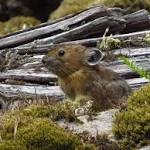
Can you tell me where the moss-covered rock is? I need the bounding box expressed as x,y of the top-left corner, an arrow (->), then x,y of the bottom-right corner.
0,99 -> 98,150
50,0 -> 150,20
100,0 -> 150,11
0,110 -> 87,150
50,0 -> 94,20
113,84 -> 150,149
0,16 -> 40,36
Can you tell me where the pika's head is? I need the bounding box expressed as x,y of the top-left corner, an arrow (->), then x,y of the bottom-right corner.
42,44 -> 103,77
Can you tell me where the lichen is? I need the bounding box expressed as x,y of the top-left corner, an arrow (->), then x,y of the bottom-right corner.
113,84 -> 150,149
0,16 -> 40,36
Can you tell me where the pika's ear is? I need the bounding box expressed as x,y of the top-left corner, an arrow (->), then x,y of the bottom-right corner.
86,48 -> 104,66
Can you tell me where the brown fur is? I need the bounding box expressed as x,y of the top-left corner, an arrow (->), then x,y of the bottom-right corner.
42,44 -> 131,111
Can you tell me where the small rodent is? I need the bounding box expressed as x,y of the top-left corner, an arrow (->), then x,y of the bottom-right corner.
42,44 -> 131,111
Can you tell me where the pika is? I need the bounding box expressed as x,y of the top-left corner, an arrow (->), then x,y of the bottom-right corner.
42,44 -> 131,111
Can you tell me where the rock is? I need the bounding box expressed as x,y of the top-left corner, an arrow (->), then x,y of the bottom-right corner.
57,109 -> 118,137
0,0 -> 62,22
139,146 -> 150,150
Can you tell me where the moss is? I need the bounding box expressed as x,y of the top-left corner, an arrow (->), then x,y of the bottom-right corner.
77,144 -> 96,150
93,134 -> 120,150
22,97 -> 94,122
143,34 -> 150,45
97,35 -> 122,61
120,56 -> 150,80
0,16 -> 40,35
22,100 -> 80,122
113,84 -> 150,149
101,0 -> 150,12
50,0 -> 94,20
98,36 -> 121,51
50,0 -> 150,20
0,140 -> 26,150
0,111 -> 86,150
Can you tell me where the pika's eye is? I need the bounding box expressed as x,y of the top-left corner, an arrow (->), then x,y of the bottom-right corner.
58,50 -> 65,56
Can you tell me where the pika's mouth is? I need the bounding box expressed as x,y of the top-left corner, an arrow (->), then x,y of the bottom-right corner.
42,56 -> 65,75
42,55 -> 76,77
42,56 -> 61,67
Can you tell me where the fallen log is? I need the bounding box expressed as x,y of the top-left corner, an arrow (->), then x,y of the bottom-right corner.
0,70 -> 57,84
20,10 -> 149,48
0,84 -> 64,99
126,78 -> 149,90
0,55 -> 149,84
123,9 -> 150,33
0,78 -> 149,100
5,29 -> 150,55
0,9 -> 149,51
36,16 -> 126,44
0,6 -> 124,50
113,47 -> 150,57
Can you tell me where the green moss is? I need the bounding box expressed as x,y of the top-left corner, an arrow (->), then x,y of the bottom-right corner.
144,34 -> 150,45
0,140 -> 26,150
101,0 -> 150,11
0,16 -> 40,35
77,144 -> 96,150
50,0 -> 94,20
22,100 -> 80,122
98,35 -> 121,51
113,84 -> 150,149
17,119 -> 80,150
0,111 -> 85,150
120,56 -> 150,80
50,0 -> 150,20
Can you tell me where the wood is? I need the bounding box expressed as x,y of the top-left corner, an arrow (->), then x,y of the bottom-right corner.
0,9 -> 149,50
0,55 -> 149,84
123,9 -> 150,33
0,6 -> 123,50
113,47 -> 150,57
19,10 -> 150,48
35,16 -> 125,45
4,29 -> 150,55
0,84 -> 64,99
0,78 -> 148,100
126,78 -> 149,90
0,70 -> 57,84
